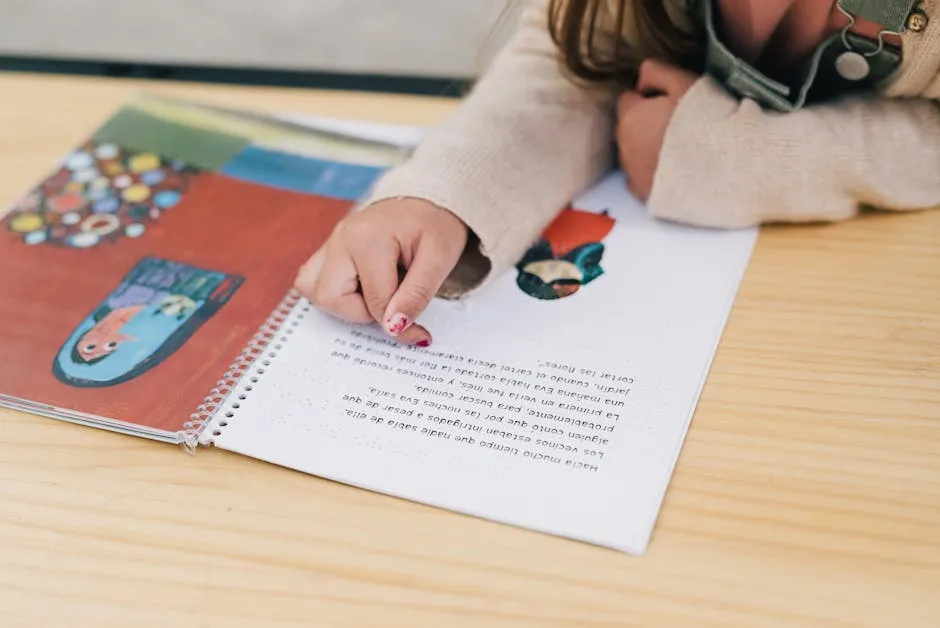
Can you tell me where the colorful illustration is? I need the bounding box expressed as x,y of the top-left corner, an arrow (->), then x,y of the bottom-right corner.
516,206 -> 617,300
219,146 -> 385,201
3,141 -> 198,249
87,96 -> 403,201
52,257 -> 243,388
0,95 -> 406,435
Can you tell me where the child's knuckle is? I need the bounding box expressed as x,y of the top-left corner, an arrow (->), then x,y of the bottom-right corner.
311,291 -> 330,309
343,218 -> 373,239
364,292 -> 387,313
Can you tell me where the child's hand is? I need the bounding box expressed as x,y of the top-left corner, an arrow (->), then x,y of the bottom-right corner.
617,59 -> 698,202
295,198 -> 468,346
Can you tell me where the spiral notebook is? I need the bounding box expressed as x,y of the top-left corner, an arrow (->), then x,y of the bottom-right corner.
0,96 -> 757,554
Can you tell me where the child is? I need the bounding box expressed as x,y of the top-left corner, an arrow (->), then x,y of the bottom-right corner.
296,0 -> 939,346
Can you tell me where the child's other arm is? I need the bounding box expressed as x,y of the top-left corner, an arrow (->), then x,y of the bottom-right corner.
366,0 -> 617,293
647,78 -> 940,227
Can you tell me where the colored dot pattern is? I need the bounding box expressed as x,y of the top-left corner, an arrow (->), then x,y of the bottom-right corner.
125,223 -> 146,238
2,140 -> 199,249
10,213 -> 44,233
122,184 -> 151,203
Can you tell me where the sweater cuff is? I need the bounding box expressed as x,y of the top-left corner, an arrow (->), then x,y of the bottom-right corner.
647,77 -> 857,228
647,78 -> 763,228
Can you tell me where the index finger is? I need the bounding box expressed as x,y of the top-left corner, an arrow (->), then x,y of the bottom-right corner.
294,248 -> 326,298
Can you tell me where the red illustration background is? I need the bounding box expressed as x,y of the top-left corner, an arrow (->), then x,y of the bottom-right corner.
0,172 -> 348,433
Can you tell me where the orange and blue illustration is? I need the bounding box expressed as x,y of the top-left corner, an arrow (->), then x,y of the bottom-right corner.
53,257 -> 243,388
516,206 -> 617,300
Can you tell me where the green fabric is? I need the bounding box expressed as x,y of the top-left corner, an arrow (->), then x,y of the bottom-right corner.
91,107 -> 248,171
808,32 -> 903,102
700,0 -> 795,111
697,0 -> 904,113
839,0 -> 919,33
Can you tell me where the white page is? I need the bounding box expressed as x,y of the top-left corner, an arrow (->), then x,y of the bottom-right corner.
210,172 -> 757,554
275,113 -> 427,149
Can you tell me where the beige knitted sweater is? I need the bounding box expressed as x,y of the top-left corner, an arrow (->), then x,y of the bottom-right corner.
367,0 -> 940,295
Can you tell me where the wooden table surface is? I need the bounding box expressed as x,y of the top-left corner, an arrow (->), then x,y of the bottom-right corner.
0,72 -> 937,628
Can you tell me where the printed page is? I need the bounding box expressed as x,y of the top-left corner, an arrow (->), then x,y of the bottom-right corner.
211,173 -> 757,553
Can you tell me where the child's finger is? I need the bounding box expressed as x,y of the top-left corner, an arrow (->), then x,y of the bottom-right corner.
308,248 -> 372,324
294,248 -> 325,298
383,239 -> 454,339
352,241 -> 404,333
320,293 -> 373,325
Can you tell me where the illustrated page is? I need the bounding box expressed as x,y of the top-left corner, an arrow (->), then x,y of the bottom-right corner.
0,97 -> 406,437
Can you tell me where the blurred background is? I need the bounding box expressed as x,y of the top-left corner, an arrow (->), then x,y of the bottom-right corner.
0,0 -> 517,95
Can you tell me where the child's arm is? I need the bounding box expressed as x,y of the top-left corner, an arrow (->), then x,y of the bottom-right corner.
366,0 -> 618,294
648,78 -> 940,227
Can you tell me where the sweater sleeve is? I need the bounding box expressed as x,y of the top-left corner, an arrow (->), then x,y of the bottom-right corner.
648,77 -> 940,228
365,0 -> 617,297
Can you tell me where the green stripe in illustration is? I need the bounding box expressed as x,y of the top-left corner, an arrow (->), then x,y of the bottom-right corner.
129,95 -> 411,167
91,106 -> 248,171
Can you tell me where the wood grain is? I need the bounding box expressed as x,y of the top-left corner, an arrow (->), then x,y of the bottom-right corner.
1,73 -> 938,628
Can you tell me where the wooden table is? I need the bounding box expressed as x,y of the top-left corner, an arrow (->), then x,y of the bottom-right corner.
1,72 -> 937,628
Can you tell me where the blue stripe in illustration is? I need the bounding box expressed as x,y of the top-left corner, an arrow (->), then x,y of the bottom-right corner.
219,146 -> 386,201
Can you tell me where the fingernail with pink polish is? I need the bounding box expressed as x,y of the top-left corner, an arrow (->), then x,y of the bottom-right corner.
416,339 -> 431,348
385,313 -> 410,336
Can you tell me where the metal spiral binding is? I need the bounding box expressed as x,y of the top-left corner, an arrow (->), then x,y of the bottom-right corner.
179,288 -> 303,452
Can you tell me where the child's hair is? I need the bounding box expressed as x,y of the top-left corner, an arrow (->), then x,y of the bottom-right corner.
547,0 -> 702,85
